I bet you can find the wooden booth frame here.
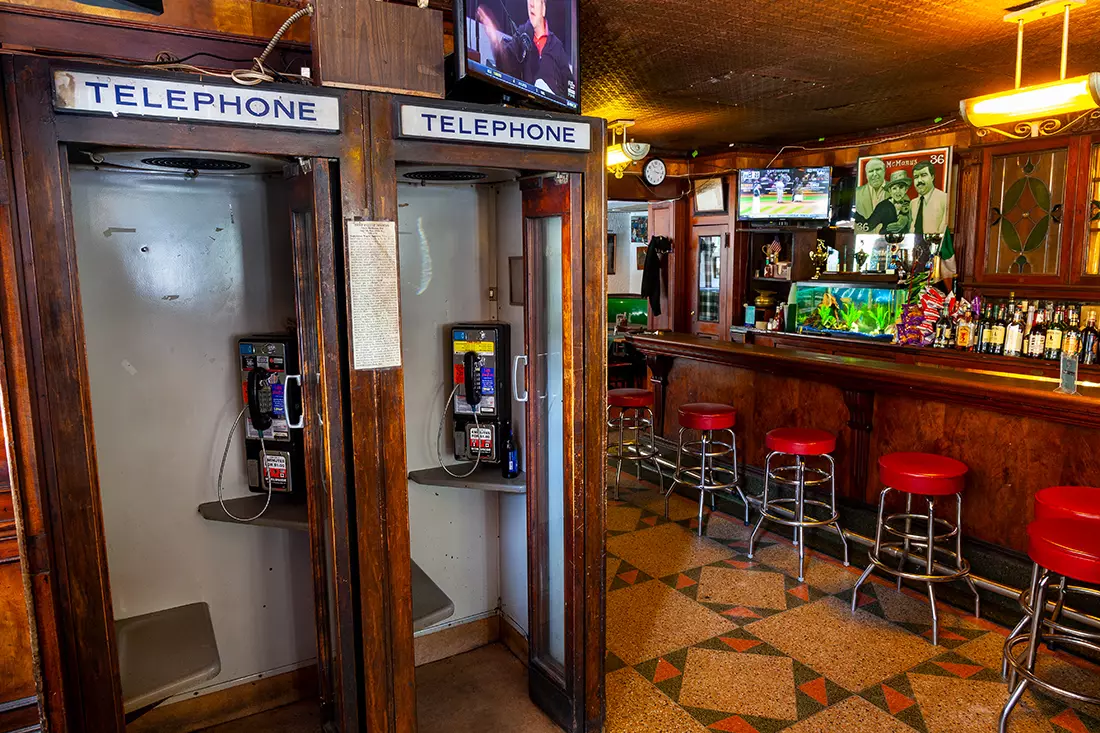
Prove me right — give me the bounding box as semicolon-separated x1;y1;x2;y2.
0;54;608;733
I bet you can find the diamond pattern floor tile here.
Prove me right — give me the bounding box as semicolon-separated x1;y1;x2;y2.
746;597;940;692
607;579;736;665
678;647;798;720
603;471;1100;733
606;521;735;579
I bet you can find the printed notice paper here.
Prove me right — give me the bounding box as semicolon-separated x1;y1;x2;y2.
347;220;402;370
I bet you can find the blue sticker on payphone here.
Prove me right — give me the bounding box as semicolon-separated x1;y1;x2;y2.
271;382;285;416
481;368;495;395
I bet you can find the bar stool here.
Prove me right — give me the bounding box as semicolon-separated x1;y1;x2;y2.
1000;518;1100;732
851;452;980;646
748;428;849;581
670;403;748;536
606;388;662;500
1001;486;1100;674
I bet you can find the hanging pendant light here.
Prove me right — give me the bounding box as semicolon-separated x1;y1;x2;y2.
960;0;1099;138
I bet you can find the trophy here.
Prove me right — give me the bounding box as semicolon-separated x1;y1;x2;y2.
761;238;782;277
808;239;830;280
854;249;869;272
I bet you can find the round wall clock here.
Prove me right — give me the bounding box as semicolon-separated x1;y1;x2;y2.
643;158;666;186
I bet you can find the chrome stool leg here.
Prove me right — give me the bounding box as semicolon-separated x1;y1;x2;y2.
897;493;912;591
747;451;774;559
852;487;890;611
644;407;664;495
925;497;940;645
957;494;980;619
667;427;685;519
795;456;806;581
696;430;709;536
1000;569;1051;733
824;454;849;566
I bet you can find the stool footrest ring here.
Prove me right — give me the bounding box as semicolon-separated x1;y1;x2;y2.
758;497;839;528
1004;633;1100;706
766;465;831;489
673;466;738;493
882;512;959;544
868;541;971;582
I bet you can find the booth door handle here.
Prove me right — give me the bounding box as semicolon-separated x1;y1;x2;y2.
513;355;529;403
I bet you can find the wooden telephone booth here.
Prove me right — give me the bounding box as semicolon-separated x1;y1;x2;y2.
0;49;606;733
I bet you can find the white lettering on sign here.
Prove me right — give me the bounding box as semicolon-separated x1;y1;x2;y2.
53;70;340;132
399;104;590;151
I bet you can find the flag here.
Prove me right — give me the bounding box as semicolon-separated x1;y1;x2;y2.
932;227;957;283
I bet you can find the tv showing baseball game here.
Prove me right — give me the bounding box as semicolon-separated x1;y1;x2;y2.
454;0;580;112
737;167;833;222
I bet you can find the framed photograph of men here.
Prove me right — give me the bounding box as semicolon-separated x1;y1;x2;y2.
854;147;952;237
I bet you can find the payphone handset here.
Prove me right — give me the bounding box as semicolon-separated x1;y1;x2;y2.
215;336;305;522
436;324;511;477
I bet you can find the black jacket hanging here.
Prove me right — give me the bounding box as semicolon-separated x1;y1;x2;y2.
639;235;673;317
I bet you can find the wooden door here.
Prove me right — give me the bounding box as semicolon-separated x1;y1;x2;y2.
521;174;604;732
287;161;358;733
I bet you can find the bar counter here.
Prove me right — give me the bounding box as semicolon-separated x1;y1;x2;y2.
631;330;1100;554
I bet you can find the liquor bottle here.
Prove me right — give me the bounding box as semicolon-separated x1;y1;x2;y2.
1003;307;1025;357
1082;310;1100;365
502;424;520;479
933;302;953;348
1044;303;1065;360
976;303;992;353
1024;300;1037;338
1007;291;1017;314
1062;305;1082;358
1027;308;1047;358
955;309;974;350
990;304;1008;356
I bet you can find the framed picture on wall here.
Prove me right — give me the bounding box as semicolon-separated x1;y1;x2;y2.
635;246;647;270
607;233;617;275
855;146;952;235
630;213;648;244
693;177;727;214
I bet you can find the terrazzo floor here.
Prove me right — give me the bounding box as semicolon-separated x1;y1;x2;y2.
604;473;1100;733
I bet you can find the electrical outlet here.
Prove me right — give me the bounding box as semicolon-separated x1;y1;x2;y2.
487;287;497;302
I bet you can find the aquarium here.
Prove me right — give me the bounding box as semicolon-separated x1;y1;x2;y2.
793;281;904;341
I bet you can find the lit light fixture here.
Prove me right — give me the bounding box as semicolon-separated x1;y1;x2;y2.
606;120;650;178
960;0;1099;139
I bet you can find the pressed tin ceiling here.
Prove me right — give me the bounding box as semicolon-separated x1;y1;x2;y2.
407;0;1100;152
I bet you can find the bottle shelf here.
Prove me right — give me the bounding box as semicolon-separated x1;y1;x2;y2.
408;465;526;494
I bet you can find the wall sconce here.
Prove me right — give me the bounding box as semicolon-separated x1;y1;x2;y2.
960;0;1099;139
606;120;650;178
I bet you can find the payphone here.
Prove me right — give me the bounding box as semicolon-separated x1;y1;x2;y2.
436;324;511;476
215;335;304;521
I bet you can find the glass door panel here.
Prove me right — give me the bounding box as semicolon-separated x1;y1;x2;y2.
697;234;722;323
1084;143;1100;275
985;147;1068;276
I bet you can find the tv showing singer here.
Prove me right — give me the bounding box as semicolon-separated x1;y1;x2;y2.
460;0;580;112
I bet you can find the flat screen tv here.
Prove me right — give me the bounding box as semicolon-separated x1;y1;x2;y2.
453;0;580;112
737;167;833;222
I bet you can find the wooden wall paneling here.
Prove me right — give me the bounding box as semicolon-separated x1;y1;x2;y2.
582;137;608;732
355;92;416;733
955;153;981;281
0;0;312;42
312;0;444;98
0;5;307;72
6;55;123;733
645;354;673;437
647;200;674;330
841;390;874;505
0;55;52;733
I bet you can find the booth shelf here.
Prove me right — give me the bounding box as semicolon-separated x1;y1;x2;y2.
198;495;310;531
197;496;454;631
116;602;220;714
408;466;526;494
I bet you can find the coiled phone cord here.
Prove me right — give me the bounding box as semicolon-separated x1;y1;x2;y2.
436;382;483;479
216;405;274;522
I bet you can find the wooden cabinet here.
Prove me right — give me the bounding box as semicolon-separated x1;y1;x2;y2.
974;133;1100;291
687;224;732;337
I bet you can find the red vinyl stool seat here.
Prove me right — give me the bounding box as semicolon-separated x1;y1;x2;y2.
765;428;836;456
1035;486;1100;522
748;427;848;581
852;452;977;646
878;452;968;496
670;402;747;535
608;388;654;409
606;390;661;500
678;403;736;431
1001;518;1100;731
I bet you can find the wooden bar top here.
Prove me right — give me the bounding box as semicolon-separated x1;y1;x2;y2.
631;331;1100;430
